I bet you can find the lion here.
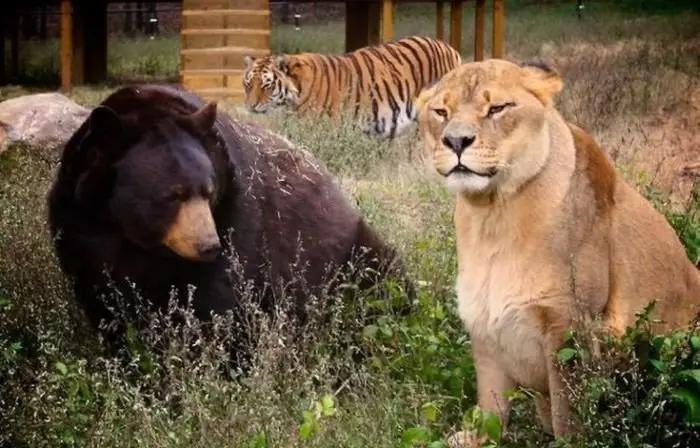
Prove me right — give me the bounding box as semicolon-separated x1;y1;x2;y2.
413;58;700;445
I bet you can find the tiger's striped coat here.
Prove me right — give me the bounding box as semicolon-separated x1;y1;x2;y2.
242;36;462;139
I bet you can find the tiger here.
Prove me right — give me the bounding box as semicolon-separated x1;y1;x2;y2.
242;36;462;139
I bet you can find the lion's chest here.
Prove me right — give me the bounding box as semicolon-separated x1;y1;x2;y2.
455;248;558;392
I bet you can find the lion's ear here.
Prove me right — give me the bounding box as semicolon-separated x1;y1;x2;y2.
520;62;563;105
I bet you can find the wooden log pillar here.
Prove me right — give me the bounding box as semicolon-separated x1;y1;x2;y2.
381;0;393;43
60;0;108;90
61;0;80;89
345;1;381;52
474;0;485;61
449;0;463;53
492;0;505;58
0;13;6;85
436;1;444;41
9;7;20;80
83;0;108;83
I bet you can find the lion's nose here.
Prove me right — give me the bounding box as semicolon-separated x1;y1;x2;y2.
442;134;476;156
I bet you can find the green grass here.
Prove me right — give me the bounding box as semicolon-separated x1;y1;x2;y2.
1;3;700;448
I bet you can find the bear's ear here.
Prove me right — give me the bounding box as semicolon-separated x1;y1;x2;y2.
188;101;218;133
83;105;127;165
88;106;122;138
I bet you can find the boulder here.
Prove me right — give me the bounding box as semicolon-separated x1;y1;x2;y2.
0;93;90;156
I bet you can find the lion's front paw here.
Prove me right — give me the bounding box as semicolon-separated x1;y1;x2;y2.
446;430;489;448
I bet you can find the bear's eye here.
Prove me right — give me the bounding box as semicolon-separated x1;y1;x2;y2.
486;102;515;118
165;185;186;202
201;184;214;198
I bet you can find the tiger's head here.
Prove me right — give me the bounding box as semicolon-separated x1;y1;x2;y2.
242;55;300;114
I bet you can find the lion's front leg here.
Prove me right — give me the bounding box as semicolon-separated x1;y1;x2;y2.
447;338;517;447
544;328;574;438
474;338;517;431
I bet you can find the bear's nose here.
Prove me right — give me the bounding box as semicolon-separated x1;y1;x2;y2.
441;134;476;157
197;239;221;262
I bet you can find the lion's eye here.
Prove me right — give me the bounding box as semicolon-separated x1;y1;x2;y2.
432;108;448;119
487;102;514;118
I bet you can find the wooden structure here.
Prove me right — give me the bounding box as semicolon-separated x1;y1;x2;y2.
180;0;272;102
177;0;505;102
0;0;506;103
344;0;505;59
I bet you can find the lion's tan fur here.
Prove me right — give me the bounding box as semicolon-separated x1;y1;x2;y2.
415;59;700;445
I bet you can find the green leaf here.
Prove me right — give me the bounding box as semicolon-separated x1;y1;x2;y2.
690;335;700;350
249;431;267;448
321;394;336;417
563;328;574;343
649;358;665;372
321;394;334;410
670;386;700;424
299;421;314;441
362;325;378;340
480;411;503;443
55;361;68;376
679;369;700;385
401;426;431;445
422;402;438;422
557;348;577;364
428;442;447;448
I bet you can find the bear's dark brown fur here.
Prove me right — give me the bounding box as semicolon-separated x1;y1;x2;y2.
48;84;413;365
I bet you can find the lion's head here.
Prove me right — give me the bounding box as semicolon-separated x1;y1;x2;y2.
415;59;565;197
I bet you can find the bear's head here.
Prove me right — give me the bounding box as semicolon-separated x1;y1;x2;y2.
73;100;222;263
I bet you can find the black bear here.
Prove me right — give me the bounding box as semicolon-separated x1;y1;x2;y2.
47;84;413;366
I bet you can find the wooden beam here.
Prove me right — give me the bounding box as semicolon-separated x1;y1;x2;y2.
449;0;463;53
436;1;444;41
60;0;73;90
492;0;505;58
381;0;393;43
474;0;485;61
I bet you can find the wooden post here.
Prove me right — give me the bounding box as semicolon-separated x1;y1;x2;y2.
367;1;381;47
83;0;108;84
345;1;381;52
0;15;5;85
60;0;73;90
10;8;20;80
449;0;463;53
474;0;485;61
436;1;444;41
492;0;505;58
381;0;393;43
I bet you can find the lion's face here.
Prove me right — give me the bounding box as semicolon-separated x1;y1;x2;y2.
415;59;563;197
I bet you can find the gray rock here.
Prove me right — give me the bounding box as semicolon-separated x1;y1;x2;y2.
0;92;90;156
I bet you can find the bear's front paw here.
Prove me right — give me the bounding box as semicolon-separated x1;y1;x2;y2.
446;430;489;448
